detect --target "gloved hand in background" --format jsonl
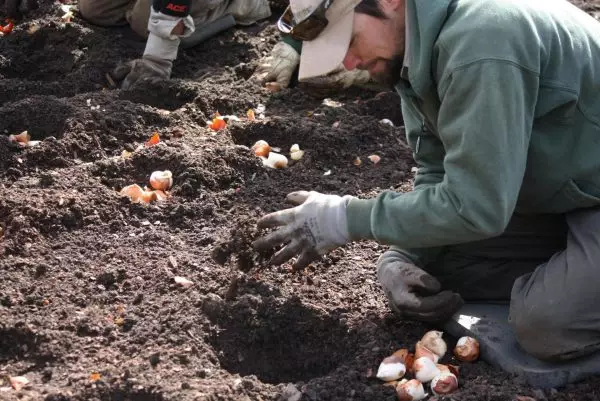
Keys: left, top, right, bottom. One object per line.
{"left": 111, "top": 5, "right": 194, "bottom": 89}
{"left": 253, "top": 40, "right": 374, "bottom": 95}
{"left": 253, "top": 41, "right": 301, "bottom": 90}
{"left": 377, "top": 249, "right": 464, "bottom": 323}
{"left": 111, "top": 55, "right": 173, "bottom": 90}
{"left": 252, "top": 191, "right": 355, "bottom": 270}
{"left": 299, "top": 65, "right": 373, "bottom": 97}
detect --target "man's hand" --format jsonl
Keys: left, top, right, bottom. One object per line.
{"left": 377, "top": 250, "right": 464, "bottom": 323}
{"left": 253, "top": 41, "right": 300, "bottom": 89}
{"left": 299, "top": 66, "right": 372, "bottom": 97}
{"left": 111, "top": 55, "right": 172, "bottom": 90}
{"left": 252, "top": 191, "right": 354, "bottom": 269}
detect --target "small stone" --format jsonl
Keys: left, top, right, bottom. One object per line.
{"left": 279, "top": 384, "right": 302, "bottom": 401}
{"left": 9, "top": 376, "right": 29, "bottom": 391}
{"left": 174, "top": 276, "right": 193, "bottom": 288}
{"left": 149, "top": 352, "right": 160, "bottom": 367}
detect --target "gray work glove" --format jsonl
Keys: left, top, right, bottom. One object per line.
{"left": 111, "top": 55, "right": 172, "bottom": 90}
{"left": 253, "top": 41, "right": 300, "bottom": 89}
{"left": 252, "top": 191, "right": 355, "bottom": 269}
{"left": 377, "top": 250, "right": 464, "bottom": 323}
{"left": 299, "top": 65, "right": 372, "bottom": 97}
{"left": 111, "top": 10, "right": 193, "bottom": 89}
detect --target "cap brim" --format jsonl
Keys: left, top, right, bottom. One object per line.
{"left": 298, "top": 10, "right": 354, "bottom": 81}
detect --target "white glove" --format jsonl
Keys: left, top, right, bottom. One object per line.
{"left": 145, "top": 9, "right": 195, "bottom": 60}
{"left": 226, "top": 0, "right": 271, "bottom": 25}
{"left": 253, "top": 41, "right": 300, "bottom": 89}
{"left": 252, "top": 191, "right": 354, "bottom": 269}
{"left": 301, "top": 65, "right": 372, "bottom": 88}
{"left": 298, "top": 64, "right": 373, "bottom": 97}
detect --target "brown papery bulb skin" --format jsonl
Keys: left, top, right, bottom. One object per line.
{"left": 420, "top": 330, "right": 447, "bottom": 358}
{"left": 431, "top": 372, "right": 458, "bottom": 395}
{"left": 454, "top": 336, "right": 480, "bottom": 362}
{"left": 415, "top": 341, "right": 439, "bottom": 363}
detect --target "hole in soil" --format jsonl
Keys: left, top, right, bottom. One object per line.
{"left": 207, "top": 295, "right": 359, "bottom": 384}
{"left": 0, "top": 325, "right": 54, "bottom": 364}
{"left": 0, "top": 96, "right": 74, "bottom": 138}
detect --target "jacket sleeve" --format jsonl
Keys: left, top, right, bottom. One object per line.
{"left": 346, "top": 60, "right": 539, "bottom": 248}
{"left": 400, "top": 94, "right": 445, "bottom": 189}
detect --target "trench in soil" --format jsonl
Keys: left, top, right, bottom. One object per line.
{"left": 205, "top": 295, "right": 360, "bottom": 384}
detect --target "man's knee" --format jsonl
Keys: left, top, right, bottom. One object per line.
{"left": 80, "top": 0, "right": 133, "bottom": 27}
{"left": 509, "top": 299, "right": 568, "bottom": 361}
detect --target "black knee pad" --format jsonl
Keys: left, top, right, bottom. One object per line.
{"left": 152, "top": 0, "right": 191, "bottom": 17}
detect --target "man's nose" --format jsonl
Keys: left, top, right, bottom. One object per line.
{"left": 343, "top": 51, "right": 361, "bottom": 70}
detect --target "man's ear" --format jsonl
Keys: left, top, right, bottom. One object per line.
{"left": 379, "top": 0, "right": 403, "bottom": 13}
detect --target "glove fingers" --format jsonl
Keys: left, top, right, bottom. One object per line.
{"left": 286, "top": 191, "right": 311, "bottom": 206}
{"left": 401, "top": 267, "right": 441, "bottom": 293}
{"left": 111, "top": 61, "right": 134, "bottom": 82}
{"left": 252, "top": 224, "right": 295, "bottom": 250}
{"left": 293, "top": 248, "right": 319, "bottom": 270}
{"left": 407, "top": 290, "right": 461, "bottom": 313}
{"left": 275, "top": 69, "right": 293, "bottom": 88}
{"left": 402, "top": 294, "right": 464, "bottom": 323}
{"left": 269, "top": 238, "right": 303, "bottom": 266}
{"left": 256, "top": 208, "right": 296, "bottom": 228}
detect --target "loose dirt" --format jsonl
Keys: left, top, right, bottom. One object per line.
{"left": 1, "top": 1, "right": 600, "bottom": 400}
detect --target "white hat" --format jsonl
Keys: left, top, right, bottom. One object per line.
{"left": 290, "top": 0, "right": 362, "bottom": 80}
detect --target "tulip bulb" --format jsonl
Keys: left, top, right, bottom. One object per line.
{"left": 289, "top": 144, "right": 304, "bottom": 160}
{"left": 436, "top": 363, "right": 460, "bottom": 377}
{"left": 120, "top": 184, "right": 144, "bottom": 203}
{"left": 252, "top": 140, "right": 271, "bottom": 157}
{"left": 414, "top": 356, "right": 441, "bottom": 383}
{"left": 431, "top": 372, "right": 458, "bottom": 395}
{"left": 420, "top": 330, "right": 447, "bottom": 359}
{"left": 149, "top": 170, "right": 173, "bottom": 191}
{"left": 261, "top": 152, "right": 288, "bottom": 169}
{"left": 389, "top": 349, "right": 415, "bottom": 373}
{"left": 376, "top": 354, "right": 406, "bottom": 382}
{"left": 454, "top": 336, "right": 480, "bottom": 362}
{"left": 368, "top": 154, "right": 381, "bottom": 164}
{"left": 9, "top": 131, "right": 30, "bottom": 147}
{"left": 415, "top": 341, "right": 439, "bottom": 364}
{"left": 396, "top": 379, "right": 427, "bottom": 401}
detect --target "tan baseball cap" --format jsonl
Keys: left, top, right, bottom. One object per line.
{"left": 290, "top": 0, "right": 362, "bottom": 80}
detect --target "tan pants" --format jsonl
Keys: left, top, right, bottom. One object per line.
{"left": 79, "top": 0, "right": 231, "bottom": 39}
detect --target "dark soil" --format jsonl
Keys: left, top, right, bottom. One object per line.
{"left": 1, "top": 1, "right": 600, "bottom": 400}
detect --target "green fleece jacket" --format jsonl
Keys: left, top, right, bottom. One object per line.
{"left": 346, "top": 0, "right": 600, "bottom": 261}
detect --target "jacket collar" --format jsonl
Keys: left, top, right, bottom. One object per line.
{"left": 398, "top": 0, "right": 454, "bottom": 96}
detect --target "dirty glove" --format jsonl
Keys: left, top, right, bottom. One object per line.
{"left": 112, "top": 9, "right": 194, "bottom": 89}
{"left": 253, "top": 41, "right": 300, "bottom": 89}
{"left": 377, "top": 250, "right": 464, "bottom": 323}
{"left": 299, "top": 65, "right": 372, "bottom": 97}
{"left": 252, "top": 191, "right": 355, "bottom": 269}
{"left": 111, "top": 55, "right": 172, "bottom": 89}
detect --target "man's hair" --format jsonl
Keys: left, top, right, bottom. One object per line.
{"left": 355, "top": 0, "right": 386, "bottom": 19}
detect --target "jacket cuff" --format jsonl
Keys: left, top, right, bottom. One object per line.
{"left": 281, "top": 35, "right": 302, "bottom": 54}
{"left": 346, "top": 197, "right": 376, "bottom": 241}
{"left": 144, "top": 32, "right": 180, "bottom": 60}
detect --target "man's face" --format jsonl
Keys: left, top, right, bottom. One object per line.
{"left": 342, "top": 2, "right": 406, "bottom": 86}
